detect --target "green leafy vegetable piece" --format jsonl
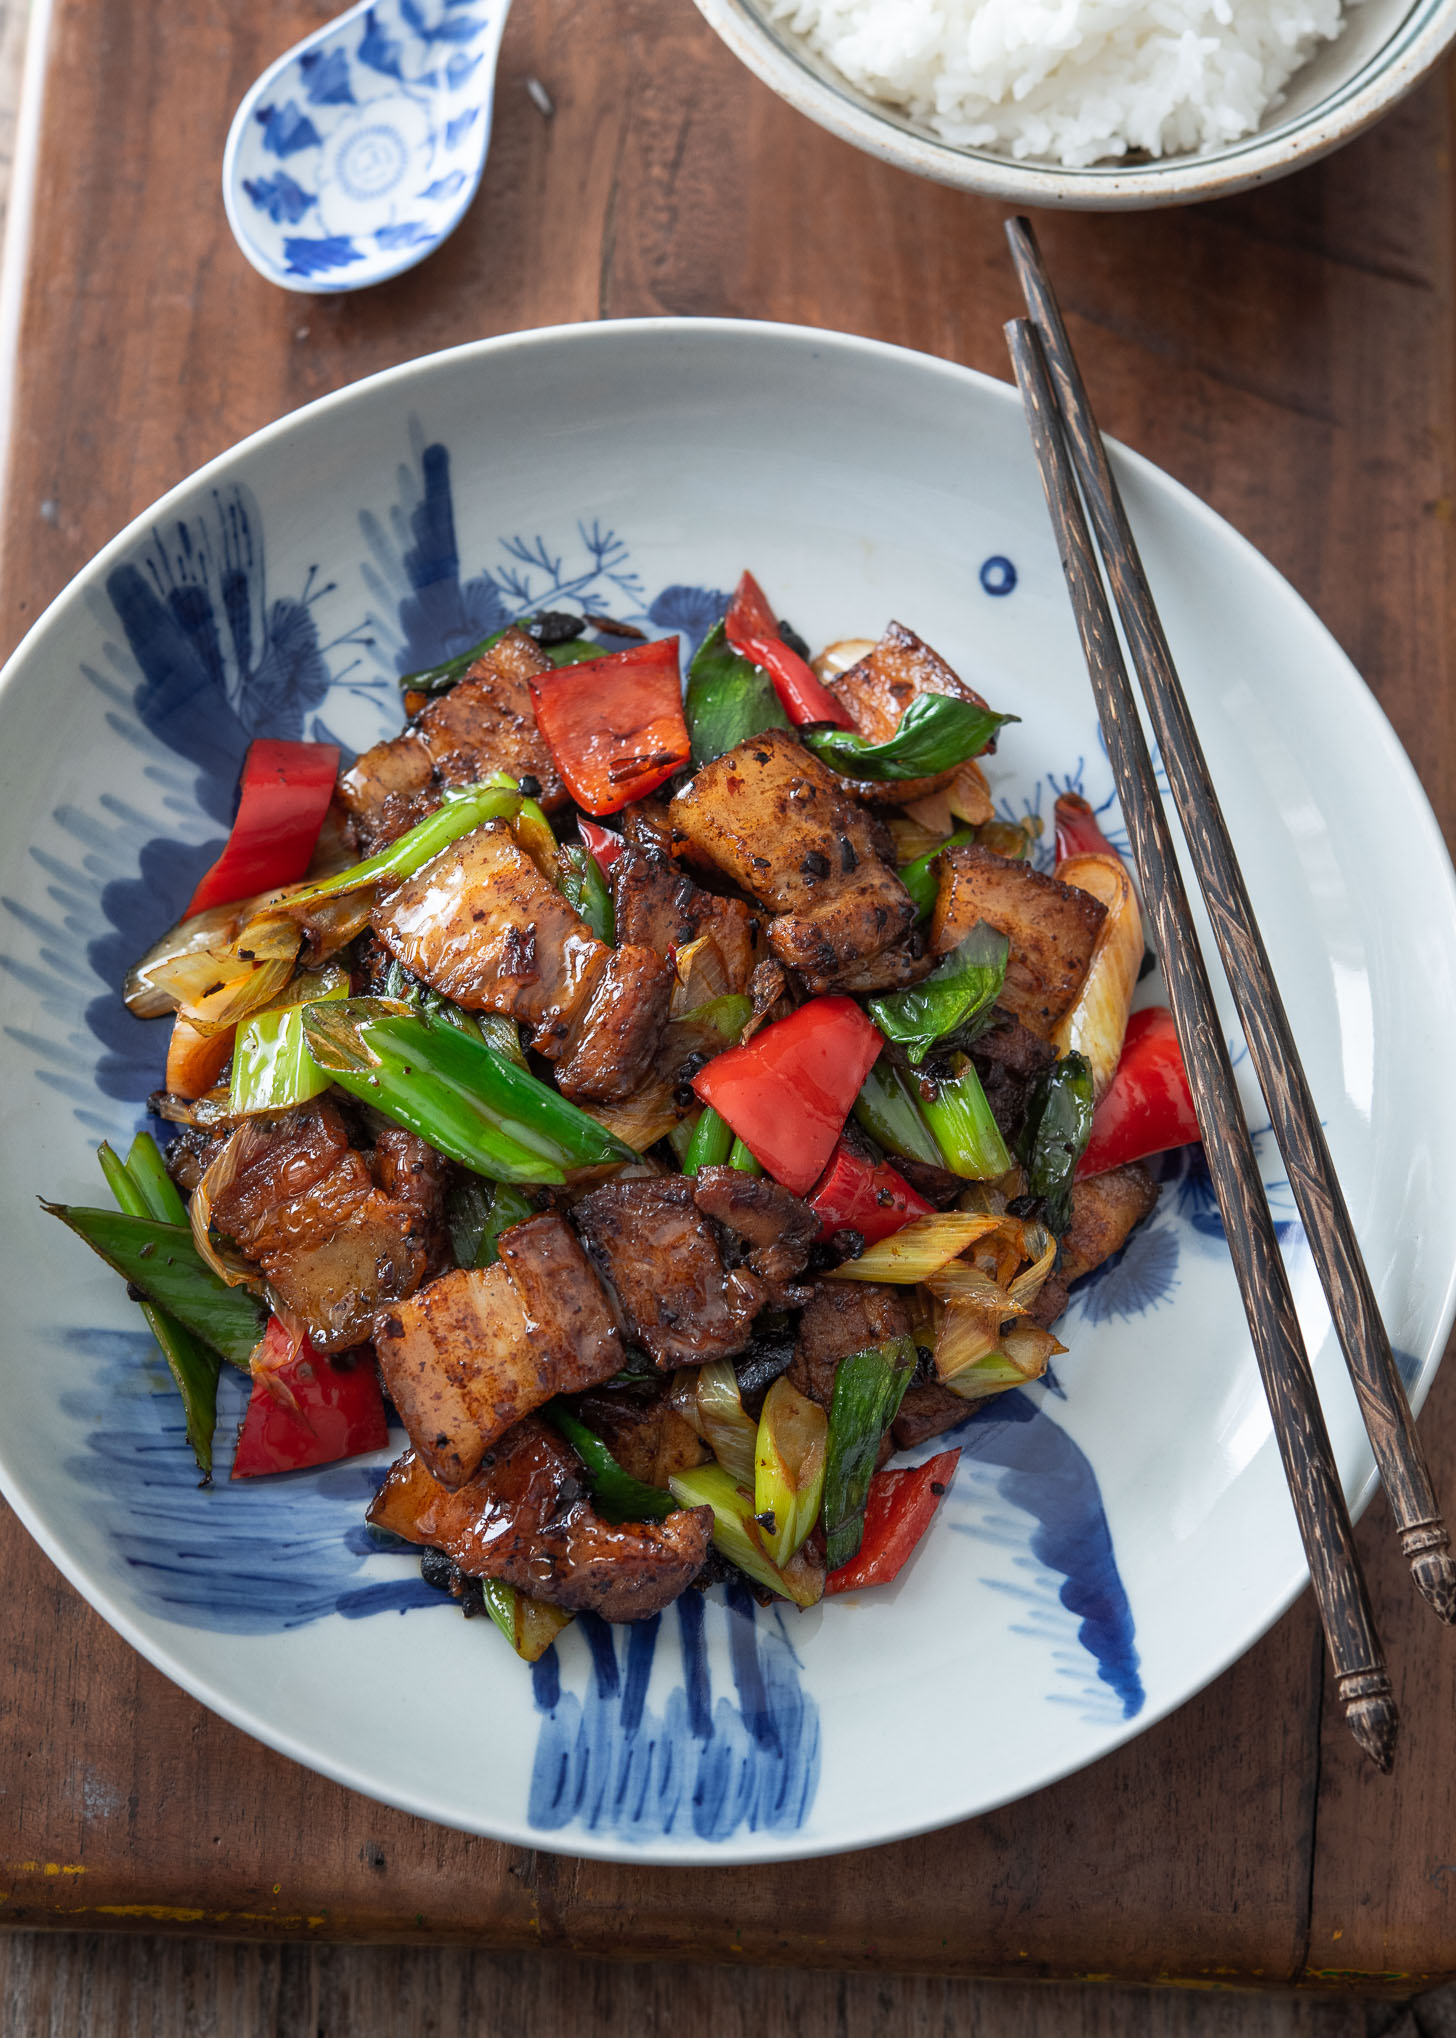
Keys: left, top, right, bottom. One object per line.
{"left": 548, "top": 1406, "right": 677, "bottom": 1522}
{"left": 728, "top": 1136, "right": 764, "bottom": 1176}
{"left": 804, "top": 695, "right": 1017, "bottom": 783}
{"left": 560, "top": 842, "right": 616, "bottom": 944}
{"left": 684, "top": 620, "right": 791, "bottom": 767}
{"left": 897, "top": 827, "right": 976, "bottom": 919}
{"left": 822, "top": 1336, "right": 917, "bottom": 1571}
{"left": 43, "top": 1205, "right": 265, "bottom": 1370}
{"left": 869, "top": 924, "right": 1008, "bottom": 1065}
{"left": 477, "top": 1183, "right": 536, "bottom": 1268}
{"left": 852, "top": 1061, "right": 944, "bottom": 1168}
{"left": 1019, "top": 1050, "right": 1095, "bottom": 1234}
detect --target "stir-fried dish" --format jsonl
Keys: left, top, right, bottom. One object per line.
{"left": 50, "top": 570, "right": 1201, "bottom": 1659}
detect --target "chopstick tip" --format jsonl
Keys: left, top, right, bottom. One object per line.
{"left": 1337, "top": 1670, "right": 1398, "bottom": 1773}
{"left": 1407, "top": 1541, "right": 1456, "bottom": 1624}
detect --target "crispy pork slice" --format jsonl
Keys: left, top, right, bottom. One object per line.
{"left": 553, "top": 944, "right": 674, "bottom": 1103}
{"left": 570, "top": 1386, "right": 712, "bottom": 1490}
{"left": 368, "top": 1423, "right": 713, "bottom": 1621}
{"left": 789, "top": 1280, "right": 912, "bottom": 1411}
{"left": 825, "top": 622, "right": 993, "bottom": 807}
{"left": 611, "top": 844, "right": 758, "bottom": 990}
{"left": 891, "top": 1380, "right": 972, "bottom": 1452}
{"left": 930, "top": 843, "right": 1105, "bottom": 1038}
{"left": 339, "top": 627, "right": 562, "bottom": 851}
{"left": 690, "top": 1166, "right": 817, "bottom": 1306}
{"left": 575, "top": 1176, "right": 764, "bottom": 1369}
{"left": 670, "top": 729, "right": 915, "bottom": 995}
{"left": 1026, "top": 1162, "right": 1161, "bottom": 1330}
{"left": 208, "top": 1103, "right": 448, "bottom": 1352}
{"left": 373, "top": 1213, "right": 622, "bottom": 1486}
{"left": 372, "top": 821, "right": 607, "bottom": 1047}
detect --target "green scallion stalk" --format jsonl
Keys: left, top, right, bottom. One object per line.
{"left": 668, "top": 1461, "right": 824, "bottom": 1607}
{"left": 1019, "top": 1050, "right": 1095, "bottom": 1235}
{"left": 229, "top": 976, "right": 349, "bottom": 1116}
{"left": 548, "top": 1406, "right": 677, "bottom": 1522}
{"left": 676, "top": 993, "right": 754, "bottom": 1044}
{"left": 122, "top": 1132, "right": 190, "bottom": 1228}
{"left": 277, "top": 782, "right": 528, "bottom": 912}
{"left": 560, "top": 842, "right": 616, "bottom": 944}
{"left": 919, "top": 1053, "right": 1012, "bottom": 1179}
{"left": 445, "top": 1177, "right": 493, "bottom": 1269}
{"left": 683, "top": 1105, "right": 734, "bottom": 1175}
{"left": 479, "top": 1577, "right": 573, "bottom": 1662}
{"left": 43, "top": 1204, "right": 266, "bottom": 1369}
{"left": 822, "top": 1336, "right": 917, "bottom": 1572}
{"left": 869, "top": 924, "right": 1008, "bottom": 1066}
{"left": 852, "top": 1061, "right": 944, "bottom": 1168}
{"left": 302, "top": 1000, "right": 638, "bottom": 1183}
{"left": 684, "top": 620, "right": 791, "bottom": 767}
{"left": 897, "top": 827, "right": 976, "bottom": 919}
{"left": 97, "top": 1144, "right": 221, "bottom": 1479}
{"left": 728, "top": 1137, "right": 764, "bottom": 1176}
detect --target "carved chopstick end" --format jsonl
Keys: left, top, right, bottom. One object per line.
{"left": 1406, "top": 1537, "right": 1456, "bottom": 1625}
{"left": 1337, "top": 1669, "right": 1398, "bottom": 1773}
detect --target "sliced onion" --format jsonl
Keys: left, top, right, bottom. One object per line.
{"left": 178, "top": 956, "right": 298, "bottom": 1039}
{"left": 827, "top": 1211, "right": 1008, "bottom": 1284}
{"left": 124, "top": 897, "right": 269, "bottom": 1018}
{"left": 888, "top": 814, "right": 951, "bottom": 864}
{"left": 1007, "top": 1221, "right": 1058, "bottom": 1309}
{"left": 189, "top": 1124, "right": 269, "bottom": 1292}
{"left": 811, "top": 637, "right": 876, "bottom": 683}
{"left": 580, "top": 1077, "right": 684, "bottom": 1155}
{"left": 696, "top": 1358, "right": 758, "bottom": 1489}
{"left": 670, "top": 933, "right": 731, "bottom": 1019}
{"left": 1053, "top": 852, "right": 1144, "bottom": 1098}
{"left": 946, "top": 759, "right": 995, "bottom": 826}
{"left": 943, "top": 1325, "right": 1065, "bottom": 1402}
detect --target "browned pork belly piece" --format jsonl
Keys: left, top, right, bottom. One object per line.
{"left": 790, "top": 1280, "right": 912, "bottom": 1413}
{"left": 571, "top": 1384, "right": 712, "bottom": 1490}
{"left": 930, "top": 843, "right": 1105, "bottom": 1039}
{"left": 690, "top": 1165, "right": 817, "bottom": 1307}
{"left": 368, "top": 1423, "right": 713, "bottom": 1621}
{"left": 207, "top": 1102, "right": 447, "bottom": 1352}
{"left": 575, "top": 1176, "right": 764, "bottom": 1370}
{"left": 1026, "top": 1162, "right": 1161, "bottom": 1330}
{"left": 339, "top": 627, "right": 562, "bottom": 851}
{"left": 891, "top": 1380, "right": 971, "bottom": 1452}
{"left": 825, "top": 622, "right": 994, "bottom": 807}
{"left": 670, "top": 729, "right": 918, "bottom": 995}
{"left": 373, "top": 1213, "right": 622, "bottom": 1487}
{"left": 552, "top": 944, "right": 674, "bottom": 1103}
{"left": 968, "top": 1009, "right": 1057, "bottom": 1144}
{"left": 611, "top": 844, "right": 758, "bottom": 991}
{"left": 372, "top": 822, "right": 607, "bottom": 1051}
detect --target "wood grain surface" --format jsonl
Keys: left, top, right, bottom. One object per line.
{"left": 3, "top": 0, "right": 1456, "bottom": 1992}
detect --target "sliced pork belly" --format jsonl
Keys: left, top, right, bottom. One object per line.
{"left": 1026, "top": 1161, "right": 1161, "bottom": 1330}
{"left": 570, "top": 1385, "right": 712, "bottom": 1490}
{"left": 670, "top": 729, "right": 916, "bottom": 995}
{"left": 207, "top": 1103, "right": 447, "bottom": 1352}
{"left": 611, "top": 844, "right": 758, "bottom": 990}
{"left": 372, "top": 821, "right": 607, "bottom": 1048}
{"left": 789, "top": 1280, "right": 912, "bottom": 1411}
{"left": 368, "top": 1422, "right": 712, "bottom": 1621}
{"left": 574, "top": 1176, "right": 763, "bottom": 1369}
{"left": 552, "top": 944, "right": 673, "bottom": 1103}
{"left": 373, "top": 1213, "right": 622, "bottom": 1486}
{"left": 690, "top": 1165, "right": 817, "bottom": 1306}
{"left": 825, "top": 622, "right": 993, "bottom": 807}
{"left": 930, "top": 843, "right": 1105, "bottom": 1039}
{"left": 339, "top": 627, "right": 562, "bottom": 851}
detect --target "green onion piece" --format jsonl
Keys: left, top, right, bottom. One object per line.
{"left": 684, "top": 620, "right": 791, "bottom": 767}
{"left": 728, "top": 1137, "right": 764, "bottom": 1176}
{"left": 229, "top": 977, "right": 349, "bottom": 1116}
{"left": 559, "top": 842, "right": 616, "bottom": 944}
{"left": 853, "top": 1061, "right": 943, "bottom": 1168}
{"left": 98, "top": 1145, "right": 221, "bottom": 1478}
{"left": 1019, "top": 1049, "right": 1095, "bottom": 1235}
{"left": 548, "top": 1406, "right": 677, "bottom": 1522}
{"left": 122, "top": 1132, "right": 190, "bottom": 1227}
{"left": 869, "top": 923, "right": 1008, "bottom": 1066}
{"left": 804, "top": 695, "right": 1018, "bottom": 783}
{"left": 381, "top": 961, "right": 527, "bottom": 1067}
{"left": 683, "top": 1105, "right": 734, "bottom": 1175}
{"left": 479, "top": 1577, "right": 573, "bottom": 1662}
{"left": 694, "top": 1358, "right": 759, "bottom": 1489}
{"left": 753, "top": 1377, "right": 827, "bottom": 1565}
{"left": 898, "top": 827, "right": 976, "bottom": 919}
{"left": 43, "top": 1205, "right": 265, "bottom": 1370}
{"left": 445, "top": 1177, "right": 493, "bottom": 1269}
{"left": 822, "top": 1336, "right": 917, "bottom": 1571}
{"left": 676, "top": 992, "right": 754, "bottom": 1043}
{"left": 920, "top": 1054, "right": 1012, "bottom": 1179}
{"left": 278, "top": 783, "right": 527, "bottom": 912}
{"left": 302, "top": 1000, "right": 638, "bottom": 1183}
{"left": 668, "top": 1461, "right": 824, "bottom": 1607}
{"left": 477, "top": 1183, "right": 536, "bottom": 1268}
{"left": 667, "top": 1115, "right": 699, "bottom": 1165}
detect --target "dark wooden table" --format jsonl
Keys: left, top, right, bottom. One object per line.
{"left": 3, "top": 0, "right": 1456, "bottom": 1991}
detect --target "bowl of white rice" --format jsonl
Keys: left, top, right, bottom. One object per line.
{"left": 693, "top": 0, "right": 1456, "bottom": 204}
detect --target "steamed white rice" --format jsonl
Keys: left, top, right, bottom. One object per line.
{"left": 763, "top": 0, "right": 1348, "bottom": 166}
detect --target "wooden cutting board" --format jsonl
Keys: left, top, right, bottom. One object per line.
{"left": 2, "top": 0, "right": 1455, "bottom": 1988}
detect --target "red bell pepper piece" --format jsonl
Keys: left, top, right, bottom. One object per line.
{"left": 1078, "top": 1005, "right": 1201, "bottom": 1178}
{"left": 578, "top": 817, "right": 625, "bottom": 876}
{"left": 692, "top": 996, "right": 883, "bottom": 1196}
{"left": 231, "top": 1318, "right": 389, "bottom": 1478}
{"left": 530, "top": 637, "right": 691, "bottom": 817}
{"left": 186, "top": 739, "right": 340, "bottom": 917}
{"left": 809, "top": 1137, "right": 933, "bottom": 1247}
{"left": 826, "top": 1448, "right": 961, "bottom": 1595}
{"left": 724, "top": 571, "right": 852, "bottom": 729}
{"left": 1054, "top": 791, "right": 1119, "bottom": 864}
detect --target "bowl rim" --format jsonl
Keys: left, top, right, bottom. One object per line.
{"left": 692, "top": 0, "right": 1456, "bottom": 208}
{"left": 4, "top": 313, "right": 1455, "bottom": 1859}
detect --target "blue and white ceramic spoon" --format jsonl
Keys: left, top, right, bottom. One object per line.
{"left": 222, "top": 0, "right": 512, "bottom": 294}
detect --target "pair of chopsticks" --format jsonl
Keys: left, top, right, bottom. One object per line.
{"left": 1004, "top": 217, "right": 1455, "bottom": 1774}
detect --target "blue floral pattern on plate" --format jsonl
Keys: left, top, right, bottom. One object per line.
{"left": 8, "top": 432, "right": 1307, "bottom": 1846}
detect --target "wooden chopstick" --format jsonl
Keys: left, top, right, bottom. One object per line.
{"left": 1003, "top": 315, "right": 1398, "bottom": 1772}
{"left": 1006, "top": 214, "right": 1456, "bottom": 1633}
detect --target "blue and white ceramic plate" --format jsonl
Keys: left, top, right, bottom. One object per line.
{"left": 3, "top": 320, "right": 1454, "bottom": 1863}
